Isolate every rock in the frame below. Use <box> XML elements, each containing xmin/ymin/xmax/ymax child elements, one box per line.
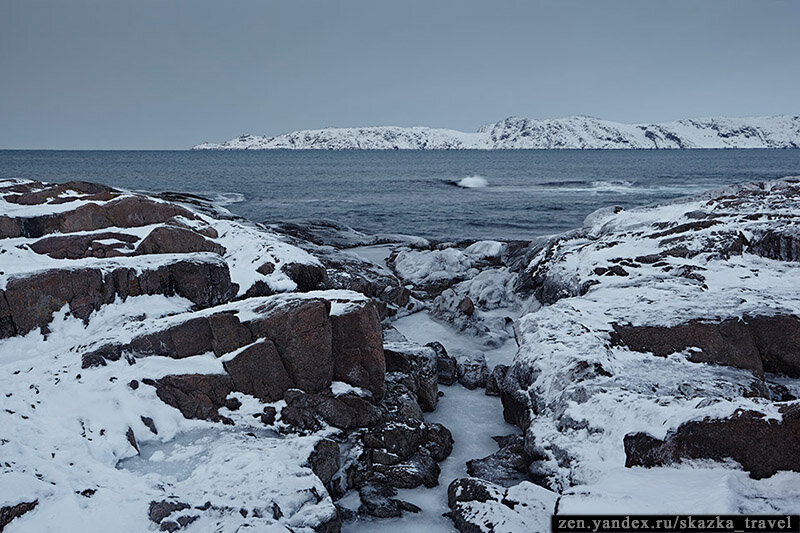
<box><xmin>358</xmin><ymin>483</ymin><xmax>421</xmax><ymax>518</ymax></box>
<box><xmin>427</xmin><ymin>341</ymin><xmax>458</xmax><ymax>385</ymax></box>
<box><xmin>222</xmin><ymin>341</ymin><xmax>293</xmax><ymax>402</ymax></box>
<box><xmin>485</xmin><ymin>364</ymin><xmax>509</xmax><ymax>396</ymax></box>
<box><xmin>308</xmin><ymin>439</ymin><xmax>341</xmax><ymax>487</ymax></box>
<box><xmin>373</xmin><ymin>451</ymin><xmax>440</xmax><ymax>489</ymax></box>
<box><xmin>154</xmin><ymin>374</ymin><xmax>234</xmax><ymax>423</ymax></box>
<box><xmin>4</xmin><ymin>180</ymin><xmax>117</xmax><ymax>205</ymax></box>
<box><xmin>29</xmin><ymin>231</ymin><xmax>138</xmax><ymax>259</ymax></box>
<box><xmin>141</xmin><ymin>416</ymin><xmax>158</xmax><ymax>434</ymax></box>
<box><xmin>457</xmin><ymin>355</ymin><xmax>488</xmax><ymax>390</ymax></box>
<box><xmin>447</xmin><ymin>478</ymin><xmax>557</xmax><ymax>533</ymax></box>
<box><xmin>457</xmin><ymin>296</ymin><xmax>475</xmax><ymax>316</ymax></box>
<box><xmin>82</xmin><ymin>310</ymin><xmax>254</xmax><ymax>367</ymax></box>
<box><xmin>149</xmin><ymin>500</ymin><xmax>191</xmax><ymax>524</ymax></box>
<box><xmin>749</xmin><ymin>228</ymin><xmax>800</xmax><ymax>262</ymax></box>
<box><xmin>379</xmin><ymin>381</ymin><xmax>424</xmax><ymax>422</ymax></box>
<box><xmin>363</xmin><ymin>421</ymin><xmax>426</xmax><ymax>459</ymax></box>
<box><xmin>0</xmin><ymin>195</ymin><xmax>199</xmax><ymax>239</ymax></box>
<box><xmin>5</xmin><ymin>257</ymin><xmax>235</xmax><ymax>339</ymax></box>
<box><xmin>422</xmin><ymin>422</ymin><xmax>454</xmax><ymax>462</ymax></box>
<box><xmin>135</xmin><ymin>226</ymin><xmax>226</xmax><ymax>256</ymax></box>
<box><xmin>624</xmin><ymin>404</ymin><xmax>800</xmax><ymax>479</ymax></box>
<box><xmin>383</xmin><ymin>342</ymin><xmax>438</xmax><ymax>411</ymax></box>
<box><xmin>260</xmin><ymin>406</ymin><xmax>277</xmax><ymax>425</ymax></box>
<box><xmin>281</xmin><ymin>390</ymin><xmax>382</xmax><ymax>431</ymax></box>
<box><xmin>466</xmin><ymin>434</ymin><xmax>530</xmax><ymax>487</ymax></box>
<box><xmin>247</xmin><ymin>298</ymin><xmax>333</xmax><ymax>393</ymax></box>
<box><xmin>611</xmin><ymin>315</ymin><xmax>800</xmax><ymax>378</ymax></box>
<box><xmin>281</xmin><ymin>261</ymin><xmax>328</xmax><ymax>292</ymax></box>
<box><xmin>330</xmin><ymin>300</ymin><xmax>385</xmax><ymax>400</ymax></box>
<box><xmin>0</xmin><ymin>500</ymin><xmax>38</xmax><ymax>532</ymax></box>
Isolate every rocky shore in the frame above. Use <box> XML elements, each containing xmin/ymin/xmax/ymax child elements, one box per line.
<box><xmin>1</xmin><ymin>177</ymin><xmax>799</xmax><ymax>532</ymax></box>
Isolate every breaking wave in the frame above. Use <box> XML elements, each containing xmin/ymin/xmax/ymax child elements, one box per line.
<box><xmin>211</xmin><ymin>192</ymin><xmax>246</xmax><ymax>206</ymax></box>
<box><xmin>454</xmin><ymin>175</ymin><xmax>489</xmax><ymax>188</ymax></box>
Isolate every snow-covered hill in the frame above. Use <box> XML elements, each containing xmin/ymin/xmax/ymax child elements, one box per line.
<box><xmin>193</xmin><ymin>115</ymin><xmax>800</xmax><ymax>150</ymax></box>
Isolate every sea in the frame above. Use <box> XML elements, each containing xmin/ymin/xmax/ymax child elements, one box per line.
<box><xmin>1</xmin><ymin>149</ymin><xmax>799</xmax><ymax>241</ymax></box>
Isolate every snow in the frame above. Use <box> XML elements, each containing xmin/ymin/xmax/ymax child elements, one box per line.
<box><xmin>503</xmin><ymin>178</ymin><xmax>800</xmax><ymax>512</ymax></box>
<box><xmin>193</xmin><ymin>114</ymin><xmax>800</xmax><ymax>150</ymax></box>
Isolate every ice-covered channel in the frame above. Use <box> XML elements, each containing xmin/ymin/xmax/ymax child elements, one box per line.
<box><xmin>343</xmin><ymin>310</ymin><xmax>520</xmax><ymax>533</ymax></box>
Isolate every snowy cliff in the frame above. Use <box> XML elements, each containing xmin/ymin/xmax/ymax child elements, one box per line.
<box><xmin>193</xmin><ymin>115</ymin><xmax>800</xmax><ymax>150</ymax></box>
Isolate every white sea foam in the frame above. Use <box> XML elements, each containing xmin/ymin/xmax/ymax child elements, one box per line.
<box><xmin>456</xmin><ymin>175</ymin><xmax>488</xmax><ymax>188</ymax></box>
<box><xmin>212</xmin><ymin>192</ymin><xmax>246</xmax><ymax>205</ymax></box>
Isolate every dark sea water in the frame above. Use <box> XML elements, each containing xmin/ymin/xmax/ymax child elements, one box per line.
<box><xmin>1</xmin><ymin>149</ymin><xmax>799</xmax><ymax>241</ymax></box>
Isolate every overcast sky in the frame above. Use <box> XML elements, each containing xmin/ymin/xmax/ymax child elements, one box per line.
<box><xmin>1</xmin><ymin>0</ymin><xmax>798</xmax><ymax>149</ymax></box>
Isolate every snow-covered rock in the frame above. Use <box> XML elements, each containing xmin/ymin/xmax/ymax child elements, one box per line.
<box><xmin>499</xmin><ymin>176</ymin><xmax>800</xmax><ymax>513</ymax></box>
<box><xmin>193</xmin><ymin>115</ymin><xmax>800</xmax><ymax>150</ymax></box>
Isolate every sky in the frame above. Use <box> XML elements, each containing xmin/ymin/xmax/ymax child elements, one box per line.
<box><xmin>0</xmin><ymin>0</ymin><xmax>798</xmax><ymax>150</ymax></box>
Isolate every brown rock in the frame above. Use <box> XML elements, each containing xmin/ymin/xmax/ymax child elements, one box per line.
<box><xmin>135</xmin><ymin>226</ymin><xmax>225</xmax><ymax>256</ymax></box>
<box><xmin>281</xmin><ymin>262</ymin><xmax>328</xmax><ymax>292</ymax></box>
<box><xmin>624</xmin><ymin>404</ymin><xmax>800</xmax><ymax>479</ymax></box>
<box><xmin>222</xmin><ymin>341</ymin><xmax>293</xmax><ymax>401</ymax></box>
<box><xmin>457</xmin><ymin>296</ymin><xmax>475</xmax><ymax>316</ymax></box>
<box><xmin>29</xmin><ymin>231</ymin><xmax>138</xmax><ymax>259</ymax></box>
<box><xmin>0</xmin><ymin>195</ymin><xmax>198</xmax><ymax>239</ymax></box>
<box><xmin>0</xmin><ymin>258</ymin><xmax>235</xmax><ymax>339</ymax></box>
<box><xmin>246</xmin><ymin>298</ymin><xmax>333</xmax><ymax>393</ymax></box>
<box><xmin>612</xmin><ymin>315</ymin><xmax>800</xmax><ymax>378</ymax></box>
<box><xmin>5</xmin><ymin>181</ymin><xmax>117</xmax><ymax>205</ymax></box>
<box><xmin>330</xmin><ymin>300</ymin><xmax>385</xmax><ymax>401</ymax></box>
<box><xmin>154</xmin><ymin>374</ymin><xmax>233</xmax><ymax>422</ymax></box>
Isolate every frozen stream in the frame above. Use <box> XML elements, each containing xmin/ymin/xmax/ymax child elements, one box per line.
<box><xmin>343</xmin><ymin>310</ymin><xmax>520</xmax><ymax>533</ymax></box>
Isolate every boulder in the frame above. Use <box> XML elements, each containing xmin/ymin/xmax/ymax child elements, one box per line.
<box><xmin>485</xmin><ymin>364</ymin><xmax>509</xmax><ymax>397</ymax></box>
<box><xmin>246</xmin><ymin>298</ymin><xmax>333</xmax><ymax>393</ymax></box>
<box><xmin>330</xmin><ymin>300</ymin><xmax>385</xmax><ymax>400</ymax></box>
<box><xmin>308</xmin><ymin>439</ymin><xmax>341</xmax><ymax>488</ymax></box>
<box><xmin>457</xmin><ymin>355</ymin><xmax>489</xmax><ymax>390</ymax></box>
<box><xmin>624</xmin><ymin>404</ymin><xmax>800</xmax><ymax>479</ymax></box>
<box><xmin>373</xmin><ymin>451</ymin><xmax>440</xmax><ymax>489</ymax></box>
<box><xmin>466</xmin><ymin>434</ymin><xmax>531</xmax><ymax>487</ymax></box>
<box><xmin>0</xmin><ymin>259</ymin><xmax>246</xmax><ymax>339</ymax></box>
<box><xmin>135</xmin><ymin>226</ymin><xmax>226</xmax><ymax>256</ymax></box>
<box><xmin>281</xmin><ymin>262</ymin><xmax>328</xmax><ymax>292</ymax></box>
<box><xmin>427</xmin><ymin>341</ymin><xmax>458</xmax><ymax>385</ymax></box>
<box><xmin>222</xmin><ymin>341</ymin><xmax>293</xmax><ymax>402</ymax></box>
<box><xmin>358</xmin><ymin>483</ymin><xmax>420</xmax><ymax>519</ymax></box>
<box><xmin>3</xmin><ymin>180</ymin><xmax>117</xmax><ymax>205</ymax></box>
<box><xmin>447</xmin><ymin>478</ymin><xmax>557</xmax><ymax>533</ymax></box>
<box><xmin>383</xmin><ymin>342</ymin><xmax>438</xmax><ymax>411</ymax></box>
<box><xmin>154</xmin><ymin>374</ymin><xmax>234</xmax><ymax>423</ymax></box>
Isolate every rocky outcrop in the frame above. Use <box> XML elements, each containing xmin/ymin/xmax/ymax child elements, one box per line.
<box><xmin>0</xmin><ymin>257</ymin><xmax>235</xmax><ymax>338</ymax></box>
<box><xmin>0</xmin><ymin>195</ymin><xmax>198</xmax><ymax>239</ymax></box>
<box><xmin>624</xmin><ymin>404</ymin><xmax>800</xmax><ymax>479</ymax></box>
<box><xmin>612</xmin><ymin>314</ymin><xmax>800</xmax><ymax>378</ymax></box>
